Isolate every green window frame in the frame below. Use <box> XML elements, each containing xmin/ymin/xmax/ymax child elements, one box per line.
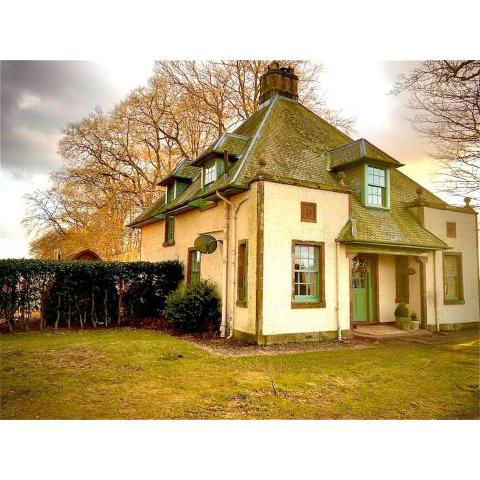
<box><xmin>166</xmin><ymin>185</ymin><xmax>175</xmax><ymax>203</ymax></box>
<box><xmin>203</xmin><ymin>158</ymin><xmax>226</xmax><ymax>187</ymax></box>
<box><xmin>443</xmin><ymin>252</ymin><xmax>464</xmax><ymax>304</ymax></box>
<box><xmin>164</xmin><ymin>216</ymin><xmax>175</xmax><ymax>245</ymax></box>
<box><xmin>175</xmin><ymin>180</ymin><xmax>188</xmax><ymax>197</ymax></box>
<box><xmin>187</xmin><ymin>248</ymin><xmax>201</xmax><ymax>286</ymax></box>
<box><xmin>166</xmin><ymin>181</ymin><xmax>188</xmax><ymax>204</ymax></box>
<box><xmin>204</xmin><ymin>160</ymin><xmax>217</xmax><ymax>185</ymax></box>
<box><xmin>237</xmin><ymin>240</ymin><xmax>248</xmax><ymax>306</ymax></box>
<box><xmin>364</xmin><ymin>165</ymin><xmax>390</xmax><ymax>209</ymax></box>
<box><xmin>291</xmin><ymin>240</ymin><xmax>325</xmax><ymax>308</ymax></box>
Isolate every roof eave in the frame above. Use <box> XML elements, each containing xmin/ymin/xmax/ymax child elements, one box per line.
<box><xmin>158</xmin><ymin>175</ymin><xmax>194</xmax><ymax>187</ymax></box>
<box><xmin>166</xmin><ymin>184</ymin><xmax>249</xmax><ymax>215</ymax></box>
<box><xmin>330</xmin><ymin>156</ymin><xmax>403</xmax><ymax>171</ymax></box>
<box><xmin>191</xmin><ymin>150</ymin><xmax>238</xmax><ymax>167</ymax></box>
<box><xmin>127</xmin><ymin>213</ymin><xmax>166</xmax><ymax>229</ymax></box>
<box><xmin>336</xmin><ymin>239</ymin><xmax>448</xmax><ymax>251</ymax></box>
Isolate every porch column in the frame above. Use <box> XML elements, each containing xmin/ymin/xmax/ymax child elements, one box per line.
<box><xmin>415</xmin><ymin>256</ymin><xmax>428</xmax><ymax>329</ymax></box>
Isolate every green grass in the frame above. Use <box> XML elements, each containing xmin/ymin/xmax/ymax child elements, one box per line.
<box><xmin>1</xmin><ymin>328</ymin><xmax>478</xmax><ymax>419</ymax></box>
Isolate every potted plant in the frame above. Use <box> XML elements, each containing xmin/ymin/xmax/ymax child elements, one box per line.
<box><xmin>394</xmin><ymin>303</ymin><xmax>411</xmax><ymax>330</ymax></box>
<box><xmin>410</xmin><ymin>312</ymin><xmax>420</xmax><ymax>331</ymax></box>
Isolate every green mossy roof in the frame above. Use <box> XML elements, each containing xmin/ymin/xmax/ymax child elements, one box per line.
<box><xmin>158</xmin><ymin>160</ymin><xmax>198</xmax><ymax>186</ymax></box>
<box><xmin>127</xmin><ymin>194</ymin><xmax>166</xmax><ymax>227</ymax></box>
<box><xmin>130</xmin><ymin>95</ymin><xmax>450</xmax><ymax>250</ymax></box>
<box><xmin>337</xmin><ymin>169</ymin><xmax>448</xmax><ymax>249</ymax></box>
<box><xmin>328</xmin><ymin>138</ymin><xmax>403</xmax><ymax>170</ymax></box>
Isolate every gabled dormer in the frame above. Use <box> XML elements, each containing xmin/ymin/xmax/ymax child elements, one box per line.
<box><xmin>328</xmin><ymin>138</ymin><xmax>403</xmax><ymax>210</ymax></box>
<box><xmin>191</xmin><ymin>132</ymin><xmax>249</xmax><ymax>188</ymax></box>
<box><xmin>159</xmin><ymin>160</ymin><xmax>196</xmax><ymax>204</ymax></box>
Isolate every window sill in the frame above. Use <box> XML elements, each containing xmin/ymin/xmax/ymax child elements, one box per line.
<box><xmin>162</xmin><ymin>241</ymin><xmax>175</xmax><ymax>247</ymax></box>
<box><xmin>236</xmin><ymin>300</ymin><xmax>248</xmax><ymax>308</ymax></box>
<box><xmin>291</xmin><ymin>301</ymin><xmax>326</xmax><ymax>309</ymax></box>
<box><xmin>444</xmin><ymin>299</ymin><xmax>465</xmax><ymax>305</ymax></box>
<box><xmin>365</xmin><ymin>204</ymin><xmax>390</xmax><ymax>211</ymax></box>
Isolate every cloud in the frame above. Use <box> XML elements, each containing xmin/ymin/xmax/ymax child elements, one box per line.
<box><xmin>0</xmin><ymin>60</ymin><xmax>155</xmax><ymax>258</ymax></box>
<box><xmin>1</xmin><ymin>61</ymin><xmax>123</xmax><ymax>177</ymax></box>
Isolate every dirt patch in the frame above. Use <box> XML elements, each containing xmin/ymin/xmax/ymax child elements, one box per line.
<box><xmin>181</xmin><ymin>335</ymin><xmax>373</xmax><ymax>357</ymax></box>
<box><xmin>41</xmin><ymin>345</ymin><xmax>107</xmax><ymax>370</ymax></box>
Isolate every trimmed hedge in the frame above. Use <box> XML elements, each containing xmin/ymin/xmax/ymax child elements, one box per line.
<box><xmin>0</xmin><ymin>259</ymin><xmax>183</xmax><ymax>331</ymax></box>
<box><xmin>163</xmin><ymin>280</ymin><xmax>221</xmax><ymax>333</ymax></box>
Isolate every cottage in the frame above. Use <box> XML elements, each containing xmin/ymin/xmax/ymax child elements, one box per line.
<box><xmin>129</xmin><ymin>63</ymin><xmax>480</xmax><ymax>344</ymax></box>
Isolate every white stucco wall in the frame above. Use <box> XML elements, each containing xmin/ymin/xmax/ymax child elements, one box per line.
<box><xmin>141</xmin><ymin>201</ymin><xmax>225</xmax><ymax>289</ymax></box>
<box><xmin>226</xmin><ymin>187</ymin><xmax>258</xmax><ymax>335</ymax></box>
<box><xmin>376</xmin><ymin>255</ymin><xmax>422</xmax><ymax>323</ymax></box>
<box><xmin>377</xmin><ymin>255</ymin><xmax>395</xmax><ymax>323</ymax></box>
<box><xmin>408</xmin><ymin>256</ymin><xmax>423</xmax><ymax>322</ymax></box>
<box><xmin>423</xmin><ymin>207</ymin><xmax>480</xmax><ymax>325</ymax></box>
<box><xmin>140</xmin><ymin>188</ymin><xmax>259</xmax><ymax>335</ymax></box>
<box><xmin>261</xmin><ymin>181</ymin><xmax>350</xmax><ymax>335</ymax></box>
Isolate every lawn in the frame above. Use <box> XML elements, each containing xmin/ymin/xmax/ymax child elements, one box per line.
<box><xmin>1</xmin><ymin>328</ymin><xmax>478</xmax><ymax>419</ymax></box>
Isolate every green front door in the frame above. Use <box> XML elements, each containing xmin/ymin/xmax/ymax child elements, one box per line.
<box><xmin>352</xmin><ymin>255</ymin><xmax>376</xmax><ymax>322</ymax></box>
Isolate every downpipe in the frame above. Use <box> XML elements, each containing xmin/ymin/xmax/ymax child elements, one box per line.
<box><xmin>215</xmin><ymin>190</ymin><xmax>248</xmax><ymax>339</ymax></box>
<box><xmin>216</xmin><ymin>191</ymin><xmax>231</xmax><ymax>338</ymax></box>
<box><xmin>433</xmin><ymin>250</ymin><xmax>440</xmax><ymax>332</ymax></box>
<box><xmin>228</xmin><ymin>197</ymin><xmax>248</xmax><ymax>338</ymax></box>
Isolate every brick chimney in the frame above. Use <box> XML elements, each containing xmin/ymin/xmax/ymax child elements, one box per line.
<box><xmin>259</xmin><ymin>62</ymin><xmax>299</xmax><ymax>104</ymax></box>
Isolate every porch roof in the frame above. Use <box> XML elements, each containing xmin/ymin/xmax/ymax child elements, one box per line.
<box><xmin>337</xmin><ymin>175</ymin><xmax>449</xmax><ymax>251</ymax></box>
<box><xmin>343</xmin><ymin>243</ymin><xmax>430</xmax><ymax>257</ymax></box>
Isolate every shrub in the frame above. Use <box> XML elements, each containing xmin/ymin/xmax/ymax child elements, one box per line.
<box><xmin>0</xmin><ymin>259</ymin><xmax>183</xmax><ymax>330</ymax></box>
<box><xmin>163</xmin><ymin>280</ymin><xmax>221</xmax><ymax>333</ymax></box>
<box><xmin>394</xmin><ymin>303</ymin><xmax>409</xmax><ymax>318</ymax></box>
<box><xmin>410</xmin><ymin>312</ymin><xmax>418</xmax><ymax>322</ymax></box>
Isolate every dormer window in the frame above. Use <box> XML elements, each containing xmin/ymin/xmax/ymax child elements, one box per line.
<box><xmin>203</xmin><ymin>158</ymin><xmax>225</xmax><ymax>187</ymax></box>
<box><xmin>365</xmin><ymin>165</ymin><xmax>390</xmax><ymax>209</ymax></box>
<box><xmin>166</xmin><ymin>185</ymin><xmax>175</xmax><ymax>203</ymax></box>
<box><xmin>328</xmin><ymin>139</ymin><xmax>398</xmax><ymax>210</ymax></box>
<box><xmin>165</xmin><ymin>180</ymin><xmax>189</xmax><ymax>204</ymax></box>
<box><xmin>204</xmin><ymin>160</ymin><xmax>217</xmax><ymax>185</ymax></box>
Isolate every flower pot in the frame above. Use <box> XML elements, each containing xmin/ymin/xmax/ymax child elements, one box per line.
<box><xmin>395</xmin><ymin>316</ymin><xmax>411</xmax><ymax>330</ymax></box>
<box><xmin>411</xmin><ymin>320</ymin><xmax>420</xmax><ymax>331</ymax></box>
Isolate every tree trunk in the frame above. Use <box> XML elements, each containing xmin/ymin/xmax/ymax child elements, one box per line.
<box><xmin>104</xmin><ymin>290</ymin><xmax>108</xmax><ymax>327</ymax></box>
<box><xmin>54</xmin><ymin>295</ymin><xmax>61</xmax><ymax>329</ymax></box>
<box><xmin>77</xmin><ymin>298</ymin><xmax>83</xmax><ymax>329</ymax></box>
<box><xmin>117</xmin><ymin>280</ymin><xmax>124</xmax><ymax>326</ymax></box>
<box><xmin>39</xmin><ymin>291</ymin><xmax>46</xmax><ymax>330</ymax></box>
<box><xmin>91</xmin><ymin>289</ymin><xmax>97</xmax><ymax>328</ymax></box>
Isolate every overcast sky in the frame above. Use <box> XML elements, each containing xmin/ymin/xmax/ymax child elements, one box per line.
<box><xmin>0</xmin><ymin>60</ymin><xmax>450</xmax><ymax>258</ymax></box>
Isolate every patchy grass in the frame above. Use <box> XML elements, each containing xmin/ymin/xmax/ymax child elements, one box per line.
<box><xmin>1</xmin><ymin>328</ymin><xmax>478</xmax><ymax>419</ymax></box>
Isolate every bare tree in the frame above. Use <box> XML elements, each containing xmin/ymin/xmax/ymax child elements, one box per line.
<box><xmin>25</xmin><ymin>60</ymin><xmax>355</xmax><ymax>259</ymax></box>
<box><xmin>394</xmin><ymin>61</ymin><xmax>480</xmax><ymax>205</ymax></box>
<box><xmin>155</xmin><ymin>60</ymin><xmax>355</xmax><ymax>133</ymax></box>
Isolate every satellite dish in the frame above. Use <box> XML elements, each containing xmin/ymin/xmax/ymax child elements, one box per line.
<box><xmin>194</xmin><ymin>234</ymin><xmax>218</xmax><ymax>254</ymax></box>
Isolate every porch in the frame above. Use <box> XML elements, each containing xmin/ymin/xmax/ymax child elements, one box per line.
<box><xmin>345</xmin><ymin>245</ymin><xmax>433</xmax><ymax>333</ymax></box>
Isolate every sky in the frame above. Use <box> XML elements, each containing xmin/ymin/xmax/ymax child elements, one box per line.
<box><xmin>0</xmin><ymin>60</ymin><xmax>450</xmax><ymax>259</ymax></box>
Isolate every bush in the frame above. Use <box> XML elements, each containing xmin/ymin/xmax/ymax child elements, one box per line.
<box><xmin>163</xmin><ymin>280</ymin><xmax>221</xmax><ymax>333</ymax></box>
<box><xmin>394</xmin><ymin>303</ymin><xmax>409</xmax><ymax>318</ymax></box>
<box><xmin>0</xmin><ymin>259</ymin><xmax>183</xmax><ymax>330</ymax></box>
<box><xmin>410</xmin><ymin>312</ymin><xmax>418</xmax><ymax>322</ymax></box>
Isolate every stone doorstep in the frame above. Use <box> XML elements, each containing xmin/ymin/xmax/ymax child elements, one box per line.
<box><xmin>353</xmin><ymin>325</ymin><xmax>432</xmax><ymax>340</ymax></box>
